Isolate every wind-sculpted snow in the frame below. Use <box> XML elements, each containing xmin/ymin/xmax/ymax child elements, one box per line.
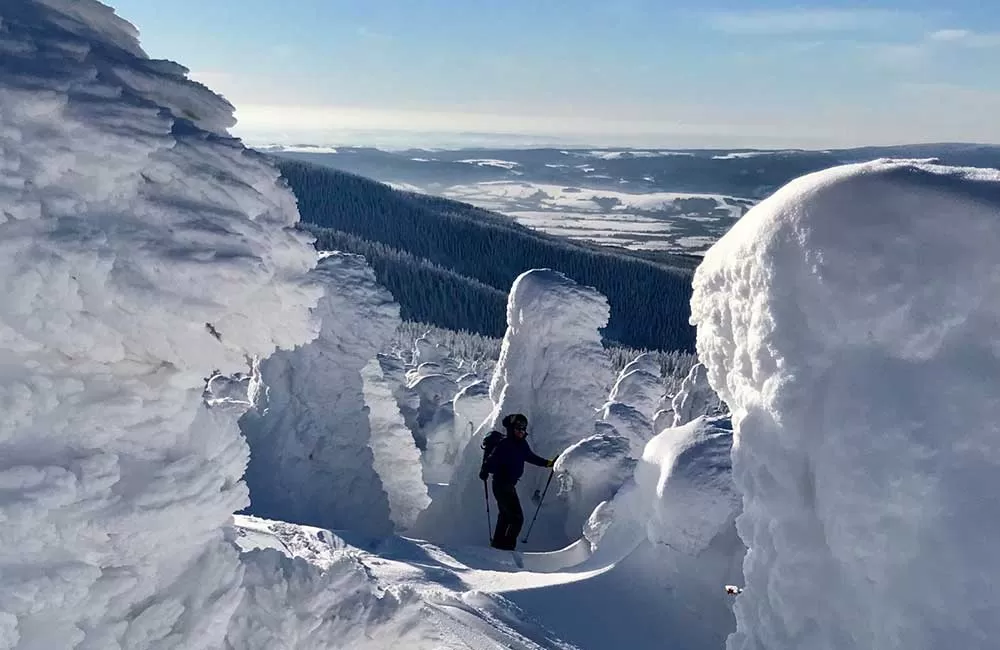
<box><xmin>0</xmin><ymin>2</ymin><xmax>321</xmax><ymax>648</ymax></box>
<box><xmin>691</xmin><ymin>160</ymin><xmax>1000</xmax><ymax>650</ymax></box>
<box><xmin>671</xmin><ymin>363</ymin><xmax>724</xmax><ymax>427</ymax></box>
<box><xmin>362</xmin><ymin>359</ymin><xmax>431</xmax><ymax>531</ymax></box>
<box><xmin>415</xmin><ymin>269</ymin><xmax>615</xmax><ymax>548</ymax></box>
<box><xmin>554</xmin><ymin>433</ymin><xmax>636</xmax><ymax>539</ymax></box>
<box><xmin>240</xmin><ymin>253</ymin><xmax>394</xmax><ymax>537</ymax></box>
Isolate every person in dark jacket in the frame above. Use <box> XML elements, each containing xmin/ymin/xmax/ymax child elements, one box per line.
<box><xmin>479</xmin><ymin>413</ymin><xmax>555</xmax><ymax>550</ymax></box>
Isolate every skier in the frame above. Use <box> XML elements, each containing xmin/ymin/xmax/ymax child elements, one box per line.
<box><xmin>479</xmin><ymin>413</ymin><xmax>555</xmax><ymax>550</ymax></box>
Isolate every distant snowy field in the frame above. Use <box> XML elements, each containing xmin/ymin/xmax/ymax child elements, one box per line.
<box><xmin>262</xmin><ymin>144</ymin><xmax>1000</xmax><ymax>256</ymax></box>
<box><xmin>439</xmin><ymin>181</ymin><xmax>754</xmax><ymax>253</ymax></box>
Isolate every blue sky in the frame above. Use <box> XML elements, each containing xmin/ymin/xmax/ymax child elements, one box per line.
<box><xmin>111</xmin><ymin>1</ymin><xmax>1000</xmax><ymax>148</ymax></box>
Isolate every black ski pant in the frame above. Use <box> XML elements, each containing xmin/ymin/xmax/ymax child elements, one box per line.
<box><xmin>491</xmin><ymin>481</ymin><xmax>523</xmax><ymax>550</ymax></box>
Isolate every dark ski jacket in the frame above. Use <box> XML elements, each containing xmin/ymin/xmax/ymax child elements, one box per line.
<box><xmin>483</xmin><ymin>433</ymin><xmax>549</xmax><ymax>485</ymax></box>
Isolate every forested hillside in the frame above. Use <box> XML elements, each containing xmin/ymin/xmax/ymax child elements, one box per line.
<box><xmin>280</xmin><ymin>160</ymin><xmax>697</xmax><ymax>351</ymax></box>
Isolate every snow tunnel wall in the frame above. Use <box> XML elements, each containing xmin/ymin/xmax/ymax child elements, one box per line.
<box><xmin>691</xmin><ymin>160</ymin><xmax>1000</xmax><ymax>650</ymax></box>
<box><xmin>0</xmin><ymin>1</ymin><xmax>322</xmax><ymax>647</ymax></box>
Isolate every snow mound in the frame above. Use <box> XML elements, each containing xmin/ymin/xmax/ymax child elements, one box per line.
<box><xmin>640</xmin><ymin>416</ymin><xmax>739</xmax><ymax>555</ymax></box>
<box><xmin>691</xmin><ymin>160</ymin><xmax>1000</xmax><ymax>650</ymax></box>
<box><xmin>608</xmin><ymin>365</ymin><xmax>663</xmax><ymax>422</ymax></box>
<box><xmin>597</xmin><ymin>401</ymin><xmax>654</xmax><ymax>455</ymax></box>
<box><xmin>416</xmin><ymin>269</ymin><xmax>615</xmax><ymax>549</ymax></box>
<box><xmin>0</xmin><ymin>2</ymin><xmax>321</xmax><ymax>647</ymax></box>
<box><xmin>240</xmin><ymin>252</ymin><xmax>395</xmax><ymax>537</ymax></box>
<box><xmin>554</xmin><ymin>433</ymin><xmax>636</xmax><ymax>540</ymax></box>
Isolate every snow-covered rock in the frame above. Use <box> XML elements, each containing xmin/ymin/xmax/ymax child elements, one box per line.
<box><xmin>415</xmin><ymin>269</ymin><xmax>615</xmax><ymax>548</ymax></box>
<box><xmin>0</xmin><ymin>2</ymin><xmax>321</xmax><ymax>647</ymax></box>
<box><xmin>691</xmin><ymin>160</ymin><xmax>1000</xmax><ymax>650</ymax></box>
<box><xmin>240</xmin><ymin>253</ymin><xmax>394</xmax><ymax>537</ymax></box>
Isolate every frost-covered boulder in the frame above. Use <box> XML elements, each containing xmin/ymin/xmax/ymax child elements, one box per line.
<box><xmin>361</xmin><ymin>359</ymin><xmax>430</xmax><ymax>531</ymax></box>
<box><xmin>415</xmin><ymin>269</ymin><xmax>615</xmax><ymax>548</ymax></box>
<box><xmin>554</xmin><ymin>433</ymin><xmax>636</xmax><ymax>539</ymax></box>
<box><xmin>671</xmin><ymin>363</ymin><xmax>723</xmax><ymax>427</ymax></box>
<box><xmin>691</xmin><ymin>160</ymin><xmax>1000</xmax><ymax>650</ymax></box>
<box><xmin>240</xmin><ymin>253</ymin><xmax>394</xmax><ymax>537</ymax></box>
<box><xmin>0</xmin><ymin>3</ymin><xmax>321</xmax><ymax>647</ymax></box>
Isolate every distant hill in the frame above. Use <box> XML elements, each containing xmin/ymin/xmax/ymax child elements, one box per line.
<box><xmin>278</xmin><ymin>159</ymin><xmax>698</xmax><ymax>351</ymax></box>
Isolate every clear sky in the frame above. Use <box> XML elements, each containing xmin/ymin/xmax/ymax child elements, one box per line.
<box><xmin>110</xmin><ymin>0</ymin><xmax>1000</xmax><ymax>149</ymax></box>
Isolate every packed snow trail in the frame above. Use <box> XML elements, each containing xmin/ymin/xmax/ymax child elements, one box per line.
<box><xmin>235</xmin><ymin>516</ymin><xmax>617</xmax><ymax>593</ymax></box>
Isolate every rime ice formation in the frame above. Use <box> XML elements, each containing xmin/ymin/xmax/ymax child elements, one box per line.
<box><xmin>691</xmin><ymin>160</ymin><xmax>1000</xmax><ymax>650</ymax></box>
<box><xmin>0</xmin><ymin>2</ymin><xmax>321</xmax><ymax>647</ymax></box>
<box><xmin>414</xmin><ymin>269</ymin><xmax>615</xmax><ymax>548</ymax></box>
<box><xmin>240</xmin><ymin>253</ymin><xmax>396</xmax><ymax>537</ymax></box>
<box><xmin>362</xmin><ymin>359</ymin><xmax>431</xmax><ymax>531</ymax></box>
<box><xmin>671</xmin><ymin>363</ymin><xmax>723</xmax><ymax>427</ymax></box>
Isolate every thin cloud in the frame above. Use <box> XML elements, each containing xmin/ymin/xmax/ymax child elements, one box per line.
<box><xmin>927</xmin><ymin>28</ymin><xmax>1000</xmax><ymax>47</ymax></box>
<box><xmin>705</xmin><ymin>9</ymin><xmax>907</xmax><ymax>35</ymax></box>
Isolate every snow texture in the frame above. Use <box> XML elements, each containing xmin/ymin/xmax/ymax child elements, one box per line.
<box><xmin>0</xmin><ymin>2</ymin><xmax>322</xmax><ymax>648</ymax></box>
<box><xmin>608</xmin><ymin>354</ymin><xmax>664</xmax><ymax>422</ymax></box>
<box><xmin>361</xmin><ymin>359</ymin><xmax>431</xmax><ymax>531</ymax></box>
<box><xmin>671</xmin><ymin>362</ymin><xmax>724</xmax><ymax>427</ymax></box>
<box><xmin>691</xmin><ymin>160</ymin><xmax>1000</xmax><ymax>650</ymax></box>
<box><xmin>240</xmin><ymin>252</ymin><xmax>394</xmax><ymax>537</ymax></box>
<box><xmin>553</xmin><ymin>433</ymin><xmax>636</xmax><ymax>539</ymax></box>
<box><xmin>416</xmin><ymin>269</ymin><xmax>615</xmax><ymax>549</ymax></box>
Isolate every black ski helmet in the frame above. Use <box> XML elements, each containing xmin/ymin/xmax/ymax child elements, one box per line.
<box><xmin>501</xmin><ymin>413</ymin><xmax>528</xmax><ymax>431</ymax></box>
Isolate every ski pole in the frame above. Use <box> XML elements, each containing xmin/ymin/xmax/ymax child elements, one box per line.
<box><xmin>484</xmin><ymin>480</ymin><xmax>493</xmax><ymax>542</ymax></box>
<box><xmin>521</xmin><ymin>468</ymin><xmax>554</xmax><ymax>544</ymax></box>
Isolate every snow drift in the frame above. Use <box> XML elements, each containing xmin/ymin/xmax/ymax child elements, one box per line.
<box><xmin>691</xmin><ymin>160</ymin><xmax>1000</xmax><ymax>650</ymax></box>
<box><xmin>0</xmin><ymin>2</ymin><xmax>321</xmax><ymax>647</ymax></box>
<box><xmin>240</xmin><ymin>252</ymin><xmax>396</xmax><ymax>537</ymax></box>
<box><xmin>415</xmin><ymin>269</ymin><xmax>615</xmax><ymax>549</ymax></box>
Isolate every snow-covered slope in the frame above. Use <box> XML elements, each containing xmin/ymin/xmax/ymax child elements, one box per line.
<box><xmin>692</xmin><ymin>160</ymin><xmax>1000</xmax><ymax>649</ymax></box>
<box><xmin>0</xmin><ymin>2</ymin><xmax>322</xmax><ymax>647</ymax></box>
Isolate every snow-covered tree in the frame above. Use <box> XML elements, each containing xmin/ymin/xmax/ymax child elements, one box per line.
<box><xmin>692</xmin><ymin>160</ymin><xmax>1000</xmax><ymax>650</ymax></box>
<box><xmin>240</xmin><ymin>253</ymin><xmax>395</xmax><ymax>537</ymax></box>
<box><xmin>0</xmin><ymin>3</ymin><xmax>321</xmax><ymax>647</ymax></box>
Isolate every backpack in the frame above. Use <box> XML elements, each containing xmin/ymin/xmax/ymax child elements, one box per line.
<box><xmin>480</xmin><ymin>430</ymin><xmax>504</xmax><ymax>476</ymax></box>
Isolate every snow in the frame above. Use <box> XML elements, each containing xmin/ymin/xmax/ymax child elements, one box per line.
<box><xmin>671</xmin><ymin>362</ymin><xmax>725</xmax><ymax>426</ymax></box>
<box><xmin>362</xmin><ymin>359</ymin><xmax>431</xmax><ymax>531</ymax></box>
<box><xmin>0</xmin><ymin>2</ymin><xmax>323</xmax><ymax>647</ymax></box>
<box><xmin>710</xmin><ymin>150</ymin><xmax>802</xmax><ymax>160</ymax></box>
<box><xmin>554</xmin><ymin>433</ymin><xmax>636</xmax><ymax>539</ymax></box>
<box><xmin>456</xmin><ymin>158</ymin><xmax>521</xmax><ymax>170</ymax></box>
<box><xmin>691</xmin><ymin>160</ymin><xmax>1000</xmax><ymax>649</ymax></box>
<box><xmin>239</xmin><ymin>252</ymin><xmax>395</xmax><ymax>537</ymax></box>
<box><xmin>415</xmin><ymin>269</ymin><xmax>615</xmax><ymax>549</ymax></box>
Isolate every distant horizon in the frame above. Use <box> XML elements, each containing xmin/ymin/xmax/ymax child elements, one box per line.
<box><xmin>110</xmin><ymin>0</ymin><xmax>1000</xmax><ymax>149</ymax></box>
<box><xmin>248</xmin><ymin>133</ymin><xmax>1000</xmax><ymax>153</ymax></box>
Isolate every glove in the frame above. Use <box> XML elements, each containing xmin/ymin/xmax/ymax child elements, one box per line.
<box><xmin>479</xmin><ymin>468</ymin><xmax>489</xmax><ymax>481</ymax></box>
